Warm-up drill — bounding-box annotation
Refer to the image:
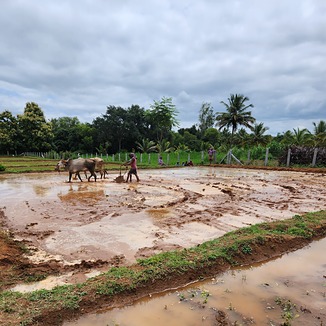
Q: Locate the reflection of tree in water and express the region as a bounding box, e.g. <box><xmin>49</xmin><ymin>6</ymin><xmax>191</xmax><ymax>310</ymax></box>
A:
<box><xmin>33</xmin><ymin>184</ymin><xmax>50</xmax><ymax>197</ymax></box>
<box><xmin>58</xmin><ymin>184</ymin><xmax>105</xmax><ymax>203</ymax></box>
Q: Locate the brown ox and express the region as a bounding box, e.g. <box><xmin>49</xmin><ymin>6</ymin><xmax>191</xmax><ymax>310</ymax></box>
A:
<box><xmin>75</xmin><ymin>157</ymin><xmax>107</xmax><ymax>179</ymax></box>
<box><xmin>56</xmin><ymin>158</ymin><xmax>97</xmax><ymax>182</ymax></box>
<box><xmin>89</xmin><ymin>157</ymin><xmax>107</xmax><ymax>179</ymax></box>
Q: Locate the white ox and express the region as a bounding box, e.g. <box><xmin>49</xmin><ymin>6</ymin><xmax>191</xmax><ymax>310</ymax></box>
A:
<box><xmin>56</xmin><ymin>158</ymin><xmax>97</xmax><ymax>182</ymax></box>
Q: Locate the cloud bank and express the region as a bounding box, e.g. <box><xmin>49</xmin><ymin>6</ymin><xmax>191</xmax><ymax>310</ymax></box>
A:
<box><xmin>1</xmin><ymin>0</ymin><xmax>325</xmax><ymax>135</ymax></box>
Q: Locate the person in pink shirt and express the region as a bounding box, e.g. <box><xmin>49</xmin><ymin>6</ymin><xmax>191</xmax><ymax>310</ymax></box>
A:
<box><xmin>124</xmin><ymin>153</ymin><xmax>140</xmax><ymax>182</ymax></box>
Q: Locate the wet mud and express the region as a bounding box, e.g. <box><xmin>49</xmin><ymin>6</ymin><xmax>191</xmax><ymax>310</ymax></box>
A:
<box><xmin>1</xmin><ymin>167</ymin><xmax>325</xmax><ymax>282</ymax></box>
<box><xmin>64</xmin><ymin>237</ymin><xmax>326</xmax><ymax>326</ymax></box>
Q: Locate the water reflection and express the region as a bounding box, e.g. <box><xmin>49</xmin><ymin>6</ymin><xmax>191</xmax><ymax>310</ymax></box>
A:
<box><xmin>32</xmin><ymin>184</ymin><xmax>51</xmax><ymax>196</ymax></box>
<box><xmin>58</xmin><ymin>184</ymin><xmax>105</xmax><ymax>203</ymax></box>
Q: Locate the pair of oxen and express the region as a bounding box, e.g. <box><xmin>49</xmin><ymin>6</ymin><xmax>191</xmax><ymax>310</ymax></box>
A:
<box><xmin>55</xmin><ymin>157</ymin><xmax>106</xmax><ymax>182</ymax></box>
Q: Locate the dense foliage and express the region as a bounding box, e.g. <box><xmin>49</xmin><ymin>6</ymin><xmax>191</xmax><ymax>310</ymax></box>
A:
<box><xmin>0</xmin><ymin>95</ymin><xmax>325</xmax><ymax>157</ymax></box>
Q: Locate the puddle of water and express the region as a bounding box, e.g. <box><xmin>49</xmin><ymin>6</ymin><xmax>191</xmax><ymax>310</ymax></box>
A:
<box><xmin>64</xmin><ymin>237</ymin><xmax>326</xmax><ymax>326</ymax></box>
<box><xmin>11</xmin><ymin>272</ymin><xmax>73</xmax><ymax>293</ymax></box>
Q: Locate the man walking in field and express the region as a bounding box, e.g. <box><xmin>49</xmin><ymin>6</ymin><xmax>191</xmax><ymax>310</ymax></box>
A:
<box><xmin>124</xmin><ymin>153</ymin><xmax>140</xmax><ymax>182</ymax></box>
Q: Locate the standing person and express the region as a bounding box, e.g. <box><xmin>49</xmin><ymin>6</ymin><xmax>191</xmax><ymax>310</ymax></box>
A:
<box><xmin>208</xmin><ymin>147</ymin><xmax>215</xmax><ymax>164</ymax></box>
<box><xmin>124</xmin><ymin>153</ymin><xmax>140</xmax><ymax>182</ymax></box>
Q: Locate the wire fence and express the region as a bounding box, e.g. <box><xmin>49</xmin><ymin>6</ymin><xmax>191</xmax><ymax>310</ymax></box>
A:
<box><xmin>17</xmin><ymin>147</ymin><xmax>326</xmax><ymax>168</ymax></box>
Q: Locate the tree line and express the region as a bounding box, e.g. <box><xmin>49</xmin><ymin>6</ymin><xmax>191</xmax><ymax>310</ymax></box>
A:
<box><xmin>0</xmin><ymin>94</ymin><xmax>325</xmax><ymax>157</ymax></box>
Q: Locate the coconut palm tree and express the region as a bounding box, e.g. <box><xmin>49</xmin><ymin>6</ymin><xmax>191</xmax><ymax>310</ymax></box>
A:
<box><xmin>136</xmin><ymin>138</ymin><xmax>157</xmax><ymax>153</ymax></box>
<box><xmin>216</xmin><ymin>94</ymin><xmax>256</xmax><ymax>146</ymax></box>
<box><xmin>313</xmin><ymin>120</ymin><xmax>326</xmax><ymax>135</ymax></box>
<box><xmin>292</xmin><ymin>128</ymin><xmax>310</xmax><ymax>145</ymax></box>
<box><xmin>308</xmin><ymin>120</ymin><xmax>326</xmax><ymax>147</ymax></box>
<box><xmin>156</xmin><ymin>139</ymin><xmax>174</xmax><ymax>153</ymax></box>
<box><xmin>248</xmin><ymin>122</ymin><xmax>271</xmax><ymax>147</ymax></box>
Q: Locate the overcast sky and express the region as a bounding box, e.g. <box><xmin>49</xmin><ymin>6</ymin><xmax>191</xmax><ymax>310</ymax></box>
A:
<box><xmin>0</xmin><ymin>0</ymin><xmax>325</xmax><ymax>136</ymax></box>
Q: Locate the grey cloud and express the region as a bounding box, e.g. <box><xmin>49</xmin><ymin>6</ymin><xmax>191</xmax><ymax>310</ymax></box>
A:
<box><xmin>0</xmin><ymin>0</ymin><xmax>325</xmax><ymax>136</ymax></box>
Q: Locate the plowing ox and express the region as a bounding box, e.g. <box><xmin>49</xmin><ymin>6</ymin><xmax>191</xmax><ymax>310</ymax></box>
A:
<box><xmin>55</xmin><ymin>158</ymin><xmax>97</xmax><ymax>182</ymax></box>
<box><xmin>89</xmin><ymin>157</ymin><xmax>107</xmax><ymax>179</ymax></box>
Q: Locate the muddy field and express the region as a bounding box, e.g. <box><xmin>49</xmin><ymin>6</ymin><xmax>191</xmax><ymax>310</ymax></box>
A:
<box><xmin>0</xmin><ymin>166</ymin><xmax>326</xmax><ymax>325</ymax></box>
<box><xmin>1</xmin><ymin>166</ymin><xmax>325</xmax><ymax>283</ymax></box>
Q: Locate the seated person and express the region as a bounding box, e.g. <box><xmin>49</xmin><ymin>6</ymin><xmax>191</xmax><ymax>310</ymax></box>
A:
<box><xmin>186</xmin><ymin>160</ymin><xmax>194</xmax><ymax>166</ymax></box>
<box><xmin>158</xmin><ymin>156</ymin><xmax>165</xmax><ymax>166</ymax></box>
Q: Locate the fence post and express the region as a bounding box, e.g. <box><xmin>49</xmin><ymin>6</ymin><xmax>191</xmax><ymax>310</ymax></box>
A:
<box><xmin>148</xmin><ymin>153</ymin><xmax>151</xmax><ymax>164</ymax></box>
<box><xmin>188</xmin><ymin>153</ymin><xmax>190</xmax><ymax>162</ymax></box>
<box><xmin>264</xmin><ymin>148</ymin><xmax>269</xmax><ymax>166</ymax></box>
<box><xmin>312</xmin><ymin>148</ymin><xmax>318</xmax><ymax>167</ymax></box>
<box><xmin>247</xmin><ymin>150</ymin><xmax>251</xmax><ymax>164</ymax></box>
<box><xmin>140</xmin><ymin>153</ymin><xmax>143</xmax><ymax>163</ymax></box>
<box><xmin>167</xmin><ymin>153</ymin><xmax>170</xmax><ymax>165</ymax></box>
<box><xmin>286</xmin><ymin>148</ymin><xmax>291</xmax><ymax>167</ymax></box>
<box><xmin>226</xmin><ymin>150</ymin><xmax>230</xmax><ymax>164</ymax></box>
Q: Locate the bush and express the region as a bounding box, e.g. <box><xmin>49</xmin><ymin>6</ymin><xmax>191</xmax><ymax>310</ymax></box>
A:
<box><xmin>0</xmin><ymin>164</ymin><xmax>5</xmax><ymax>172</ymax></box>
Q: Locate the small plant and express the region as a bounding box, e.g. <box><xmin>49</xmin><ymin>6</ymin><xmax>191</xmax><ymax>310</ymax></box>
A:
<box><xmin>275</xmin><ymin>297</ymin><xmax>299</xmax><ymax>325</ymax></box>
<box><xmin>241</xmin><ymin>244</ymin><xmax>252</xmax><ymax>254</ymax></box>
<box><xmin>201</xmin><ymin>290</ymin><xmax>210</xmax><ymax>304</ymax></box>
<box><xmin>178</xmin><ymin>293</ymin><xmax>186</xmax><ymax>301</ymax></box>
<box><xmin>0</xmin><ymin>164</ymin><xmax>5</xmax><ymax>171</ymax></box>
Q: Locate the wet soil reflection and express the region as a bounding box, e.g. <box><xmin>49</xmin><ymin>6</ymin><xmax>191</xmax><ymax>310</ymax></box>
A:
<box><xmin>64</xmin><ymin>237</ymin><xmax>326</xmax><ymax>326</ymax></box>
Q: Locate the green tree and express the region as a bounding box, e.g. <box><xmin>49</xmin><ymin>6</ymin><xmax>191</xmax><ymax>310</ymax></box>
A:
<box><xmin>93</xmin><ymin>106</ymin><xmax>128</xmax><ymax>153</ymax></box>
<box><xmin>248</xmin><ymin>122</ymin><xmax>271</xmax><ymax>147</ymax></box>
<box><xmin>280</xmin><ymin>130</ymin><xmax>295</xmax><ymax>147</ymax></box>
<box><xmin>124</xmin><ymin>105</ymin><xmax>148</xmax><ymax>150</ymax></box>
<box><xmin>313</xmin><ymin>120</ymin><xmax>326</xmax><ymax>135</ymax></box>
<box><xmin>51</xmin><ymin>117</ymin><xmax>80</xmax><ymax>152</ymax></box>
<box><xmin>292</xmin><ymin>128</ymin><xmax>310</xmax><ymax>145</ymax></box>
<box><xmin>203</xmin><ymin>127</ymin><xmax>220</xmax><ymax>147</ymax></box>
<box><xmin>216</xmin><ymin>94</ymin><xmax>256</xmax><ymax>146</ymax></box>
<box><xmin>51</xmin><ymin>117</ymin><xmax>95</xmax><ymax>153</ymax></box>
<box><xmin>198</xmin><ymin>102</ymin><xmax>215</xmax><ymax>137</ymax></box>
<box><xmin>309</xmin><ymin>120</ymin><xmax>326</xmax><ymax>147</ymax></box>
<box><xmin>156</xmin><ymin>139</ymin><xmax>174</xmax><ymax>153</ymax></box>
<box><xmin>146</xmin><ymin>97</ymin><xmax>179</xmax><ymax>141</ymax></box>
<box><xmin>17</xmin><ymin>102</ymin><xmax>53</xmax><ymax>152</ymax></box>
<box><xmin>93</xmin><ymin>105</ymin><xmax>147</xmax><ymax>153</ymax></box>
<box><xmin>183</xmin><ymin>131</ymin><xmax>201</xmax><ymax>151</ymax></box>
<box><xmin>280</xmin><ymin>128</ymin><xmax>311</xmax><ymax>147</ymax></box>
<box><xmin>0</xmin><ymin>110</ymin><xmax>18</xmax><ymax>153</ymax></box>
<box><xmin>235</xmin><ymin>128</ymin><xmax>250</xmax><ymax>148</ymax></box>
<box><xmin>136</xmin><ymin>138</ymin><xmax>157</xmax><ymax>153</ymax></box>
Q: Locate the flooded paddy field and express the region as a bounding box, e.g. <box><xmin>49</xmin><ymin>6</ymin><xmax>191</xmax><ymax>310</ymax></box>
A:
<box><xmin>1</xmin><ymin>167</ymin><xmax>325</xmax><ymax>268</ymax></box>
<box><xmin>0</xmin><ymin>166</ymin><xmax>325</xmax><ymax>325</ymax></box>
